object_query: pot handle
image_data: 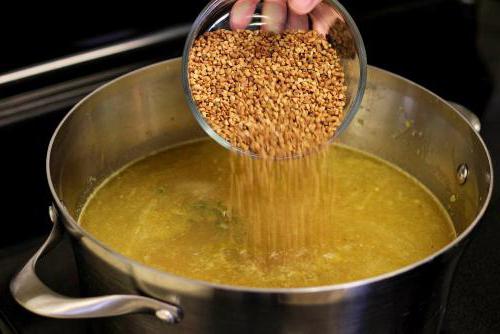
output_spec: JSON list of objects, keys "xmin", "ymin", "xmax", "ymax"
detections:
[
  {"xmin": 10, "ymin": 206, "xmax": 182, "ymax": 324},
  {"xmin": 448, "ymin": 101, "xmax": 481, "ymax": 132}
]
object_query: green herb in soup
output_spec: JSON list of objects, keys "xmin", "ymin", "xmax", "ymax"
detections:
[{"xmin": 79, "ymin": 140, "xmax": 456, "ymax": 288}]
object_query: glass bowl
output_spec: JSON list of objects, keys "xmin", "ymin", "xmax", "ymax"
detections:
[{"xmin": 182, "ymin": 0, "xmax": 367, "ymax": 158}]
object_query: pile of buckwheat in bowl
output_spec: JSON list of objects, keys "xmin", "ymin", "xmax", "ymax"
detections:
[{"xmin": 188, "ymin": 29, "xmax": 347, "ymax": 158}]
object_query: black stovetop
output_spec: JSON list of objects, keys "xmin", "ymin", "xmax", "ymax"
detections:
[{"xmin": 1, "ymin": 1, "xmax": 499, "ymax": 333}]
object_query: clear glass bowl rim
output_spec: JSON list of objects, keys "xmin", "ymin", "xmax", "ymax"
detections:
[{"xmin": 182, "ymin": 0, "xmax": 367, "ymax": 159}]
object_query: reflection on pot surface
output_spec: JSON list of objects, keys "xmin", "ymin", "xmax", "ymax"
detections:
[{"xmin": 79, "ymin": 139, "xmax": 456, "ymax": 288}]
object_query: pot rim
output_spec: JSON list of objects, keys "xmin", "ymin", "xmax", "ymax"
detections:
[{"xmin": 46, "ymin": 58, "xmax": 494, "ymax": 295}]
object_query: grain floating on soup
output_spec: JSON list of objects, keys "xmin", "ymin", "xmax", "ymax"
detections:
[{"xmin": 79, "ymin": 140, "xmax": 456, "ymax": 288}]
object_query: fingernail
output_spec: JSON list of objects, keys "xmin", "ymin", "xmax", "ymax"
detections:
[
  {"xmin": 263, "ymin": 1, "xmax": 286, "ymax": 33},
  {"xmin": 231, "ymin": 0, "xmax": 259, "ymax": 30}
]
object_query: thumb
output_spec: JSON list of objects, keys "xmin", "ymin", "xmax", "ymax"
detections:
[{"xmin": 288, "ymin": 0, "xmax": 322, "ymax": 15}]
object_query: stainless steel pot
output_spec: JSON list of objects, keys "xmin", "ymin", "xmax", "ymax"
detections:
[{"xmin": 11, "ymin": 58, "xmax": 493, "ymax": 333}]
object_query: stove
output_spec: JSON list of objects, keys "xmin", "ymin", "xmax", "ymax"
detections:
[{"xmin": 0, "ymin": 0, "xmax": 499, "ymax": 332}]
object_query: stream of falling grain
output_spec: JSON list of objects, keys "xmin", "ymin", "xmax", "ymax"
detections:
[{"xmin": 228, "ymin": 148, "xmax": 336, "ymax": 267}]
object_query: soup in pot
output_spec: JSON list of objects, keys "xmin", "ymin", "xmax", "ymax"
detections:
[{"xmin": 79, "ymin": 139, "xmax": 456, "ymax": 288}]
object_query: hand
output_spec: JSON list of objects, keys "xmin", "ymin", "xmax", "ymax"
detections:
[{"xmin": 230, "ymin": 0, "xmax": 339, "ymax": 35}]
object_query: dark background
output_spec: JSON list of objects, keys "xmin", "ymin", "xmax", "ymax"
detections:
[{"xmin": 0, "ymin": 0, "xmax": 498, "ymax": 332}]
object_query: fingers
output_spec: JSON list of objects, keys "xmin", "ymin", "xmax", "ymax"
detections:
[
  {"xmin": 262, "ymin": 0, "xmax": 287, "ymax": 33},
  {"xmin": 231, "ymin": 0, "xmax": 320, "ymax": 33},
  {"xmin": 310, "ymin": 2, "xmax": 340, "ymax": 35},
  {"xmin": 287, "ymin": 11, "xmax": 309, "ymax": 31},
  {"xmin": 230, "ymin": 0, "xmax": 260, "ymax": 30},
  {"xmin": 288, "ymin": 0, "xmax": 322, "ymax": 15}
]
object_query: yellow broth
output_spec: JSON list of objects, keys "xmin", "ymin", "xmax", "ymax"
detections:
[{"xmin": 79, "ymin": 140, "xmax": 456, "ymax": 288}]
